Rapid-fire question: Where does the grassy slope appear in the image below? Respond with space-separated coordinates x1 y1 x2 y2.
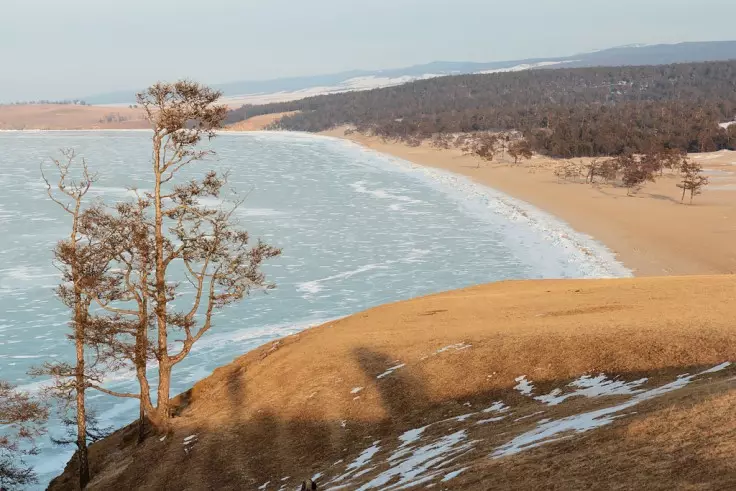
50 275 736 490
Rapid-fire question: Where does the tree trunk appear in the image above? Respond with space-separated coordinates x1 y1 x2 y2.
138 405 145 443
71 203 90 489
135 272 150 442
157 363 172 425
681 186 686 202
153 134 171 430
75 333 89 489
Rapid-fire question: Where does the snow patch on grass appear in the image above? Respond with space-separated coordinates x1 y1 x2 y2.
436 343 472 354
442 467 469 482
493 363 732 458
535 374 648 405
377 364 406 379
514 376 534 396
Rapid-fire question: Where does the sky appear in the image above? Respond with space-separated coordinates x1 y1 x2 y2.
1 0 736 102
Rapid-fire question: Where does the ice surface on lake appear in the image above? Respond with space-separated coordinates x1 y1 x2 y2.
0 130 629 487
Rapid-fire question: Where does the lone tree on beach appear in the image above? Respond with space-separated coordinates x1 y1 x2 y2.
508 139 533 164
677 159 709 203
619 154 657 195
430 133 452 150
658 148 687 175
465 133 499 168
0 381 47 490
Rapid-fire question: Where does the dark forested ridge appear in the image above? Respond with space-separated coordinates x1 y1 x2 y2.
227 61 736 157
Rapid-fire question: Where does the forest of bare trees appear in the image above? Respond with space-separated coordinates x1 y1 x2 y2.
227 60 736 157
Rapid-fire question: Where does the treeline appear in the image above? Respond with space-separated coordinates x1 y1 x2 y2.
226 61 736 157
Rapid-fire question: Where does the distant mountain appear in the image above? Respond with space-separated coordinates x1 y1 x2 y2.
82 41 736 105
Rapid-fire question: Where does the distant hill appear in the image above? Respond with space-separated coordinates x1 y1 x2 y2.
82 41 736 105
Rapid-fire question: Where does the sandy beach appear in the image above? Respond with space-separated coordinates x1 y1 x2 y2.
322 128 736 277
0 104 150 130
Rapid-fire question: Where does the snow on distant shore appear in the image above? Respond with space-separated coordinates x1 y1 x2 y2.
477 60 576 74
219 62 569 107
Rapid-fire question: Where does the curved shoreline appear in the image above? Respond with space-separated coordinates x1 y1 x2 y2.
319 129 736 277
227 130 631 278
331 136 632 279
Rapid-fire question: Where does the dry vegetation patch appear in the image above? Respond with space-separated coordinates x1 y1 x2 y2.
49 275 736 490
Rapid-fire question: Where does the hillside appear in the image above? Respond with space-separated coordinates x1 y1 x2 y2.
50 275 736 490
81 41 736 106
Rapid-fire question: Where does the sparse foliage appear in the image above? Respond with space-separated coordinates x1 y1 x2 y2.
430 133 452 150
0 382 47 490
618 155 657 195
37 149 103 489
77 81 283 432
554 160 586 183
658 148 687 175
50 409 112 448
508 139 533 164
465 133 499 168
677 159 709 203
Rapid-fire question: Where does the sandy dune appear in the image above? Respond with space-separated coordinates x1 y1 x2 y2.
324 129 736 277
49 276 736 490
0 104 150 130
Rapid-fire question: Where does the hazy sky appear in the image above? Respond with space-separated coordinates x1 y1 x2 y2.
1 0 735 101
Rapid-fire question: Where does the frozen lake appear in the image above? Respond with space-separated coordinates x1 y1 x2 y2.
0 130 628 486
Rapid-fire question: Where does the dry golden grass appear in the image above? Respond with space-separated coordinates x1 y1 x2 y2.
49 276 736 490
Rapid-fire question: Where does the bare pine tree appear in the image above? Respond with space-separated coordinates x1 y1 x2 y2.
36 150 101 488
677 159 709 204
618 154 657 196
465 133 499 168
508 139 533 164
77 81 282 431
